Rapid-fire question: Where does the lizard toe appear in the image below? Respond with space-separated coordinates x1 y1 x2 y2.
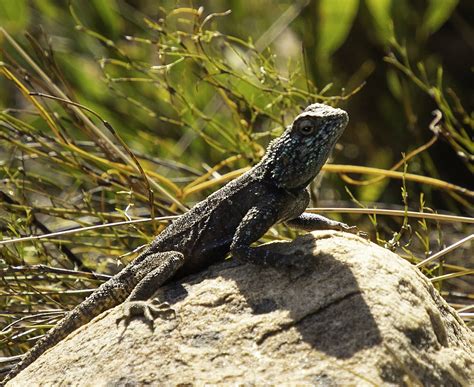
338 223 358 233
357 230 370 239
116 300 176 329
336 223 369 238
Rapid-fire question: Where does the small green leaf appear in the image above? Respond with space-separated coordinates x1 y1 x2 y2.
358 149 392 203
365 0 394 44
422 0 459 37
91 0 121 36
386 69 402 100
317 0 360 57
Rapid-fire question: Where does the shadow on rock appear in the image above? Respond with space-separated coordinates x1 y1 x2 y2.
244 234 382 359
162 233 382 359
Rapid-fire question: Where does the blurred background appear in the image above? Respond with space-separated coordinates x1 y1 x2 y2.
0 0 472 356
1 1 472 204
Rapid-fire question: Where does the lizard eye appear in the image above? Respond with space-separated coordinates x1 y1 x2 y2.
297 119 315 136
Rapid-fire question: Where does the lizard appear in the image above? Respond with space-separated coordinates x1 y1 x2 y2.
2 103 361 384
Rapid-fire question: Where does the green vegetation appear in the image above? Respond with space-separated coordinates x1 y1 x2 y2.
0 0 472 360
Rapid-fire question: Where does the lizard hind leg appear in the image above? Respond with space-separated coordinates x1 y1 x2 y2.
117 251 184 329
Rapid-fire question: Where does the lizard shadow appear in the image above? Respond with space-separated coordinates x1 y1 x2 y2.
159 233 382 359
227 234 383 359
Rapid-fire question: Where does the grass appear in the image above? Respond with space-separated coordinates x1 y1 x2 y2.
0 3 472 368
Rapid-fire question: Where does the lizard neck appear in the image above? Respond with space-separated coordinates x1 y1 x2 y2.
253 103 348 191
250 161 308 195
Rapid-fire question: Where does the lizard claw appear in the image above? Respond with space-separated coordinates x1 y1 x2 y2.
116 299 176 329
336 223 369 239
337 222 358 234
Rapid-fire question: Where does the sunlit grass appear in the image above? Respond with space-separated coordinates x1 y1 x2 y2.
0 3 472 367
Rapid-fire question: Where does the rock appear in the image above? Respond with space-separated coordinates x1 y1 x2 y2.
10 231 473 386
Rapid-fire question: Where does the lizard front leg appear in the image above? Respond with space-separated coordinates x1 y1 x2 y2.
118 251 184 327
286 213 367 237
286 213 357 233
230 206 304 269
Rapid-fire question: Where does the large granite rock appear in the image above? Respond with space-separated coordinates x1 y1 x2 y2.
10 231 473 386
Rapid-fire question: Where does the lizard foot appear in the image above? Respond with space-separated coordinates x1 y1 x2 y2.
116 299 176 329
336 222 369 239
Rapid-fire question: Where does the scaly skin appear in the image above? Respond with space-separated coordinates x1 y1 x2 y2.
3 103 359 384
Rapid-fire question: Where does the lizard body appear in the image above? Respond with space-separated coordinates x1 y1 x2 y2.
3 103 358 384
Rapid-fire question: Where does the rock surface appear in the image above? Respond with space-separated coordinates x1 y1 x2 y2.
10 231 473 386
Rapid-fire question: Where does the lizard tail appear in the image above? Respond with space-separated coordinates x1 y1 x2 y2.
2 277 131 385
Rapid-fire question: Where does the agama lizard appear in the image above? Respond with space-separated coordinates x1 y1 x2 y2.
3 103 360 384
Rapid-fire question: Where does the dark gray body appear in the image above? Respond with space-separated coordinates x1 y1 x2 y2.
3 103 359 384
154 169 308 278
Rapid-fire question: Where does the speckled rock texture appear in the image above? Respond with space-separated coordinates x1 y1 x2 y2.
10 231 473 386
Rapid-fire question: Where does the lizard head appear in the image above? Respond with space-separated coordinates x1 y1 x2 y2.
261 103 349 190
